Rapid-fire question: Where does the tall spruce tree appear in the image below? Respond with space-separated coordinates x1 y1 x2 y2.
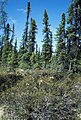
24 0 31 47
42 9 52 68
28 18 37 54
21 18 37 67
55 13 66 71
18 1 31 68
8 24 15 67
66 0 81 72
2 23 10 65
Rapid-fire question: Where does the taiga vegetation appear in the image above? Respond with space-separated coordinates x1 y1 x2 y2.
0 0 81 119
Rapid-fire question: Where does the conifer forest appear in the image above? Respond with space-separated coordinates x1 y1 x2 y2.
0 0 81 120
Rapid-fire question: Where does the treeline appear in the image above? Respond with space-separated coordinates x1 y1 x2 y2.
0 0 81 72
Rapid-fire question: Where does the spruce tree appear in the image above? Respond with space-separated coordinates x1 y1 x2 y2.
18 1 31 68
21 18 37 67
2 23 10 65
12 39 18 68
42 9 52 68
66 0 81 72
24 1 31 47
55 13 66 71
28 18 37 54
7 24 15 67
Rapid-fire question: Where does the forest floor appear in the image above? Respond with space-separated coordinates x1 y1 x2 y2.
0 69 81 120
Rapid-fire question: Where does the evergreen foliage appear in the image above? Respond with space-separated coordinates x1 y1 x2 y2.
42 9 53 68
11 39 18 68
55 13 66 71
1 1 81 120
66 0 81 72
24 1 31 47
2 23 10 65
1 0 81 72
28 18 37 54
